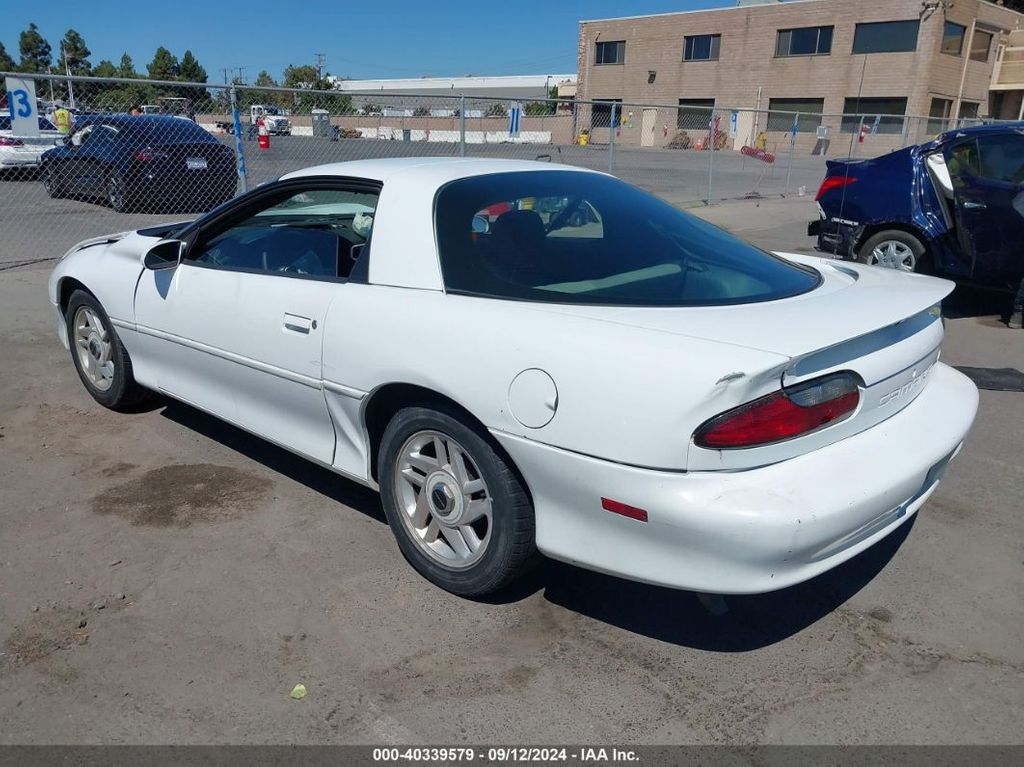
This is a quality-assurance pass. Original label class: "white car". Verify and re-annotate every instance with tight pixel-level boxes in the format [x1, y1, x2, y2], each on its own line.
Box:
[48, 158, 978, 597]
[0, 113, 63, 170]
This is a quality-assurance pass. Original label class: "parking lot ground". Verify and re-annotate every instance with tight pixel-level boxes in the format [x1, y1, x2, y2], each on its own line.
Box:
[0, 197, 1022, 745]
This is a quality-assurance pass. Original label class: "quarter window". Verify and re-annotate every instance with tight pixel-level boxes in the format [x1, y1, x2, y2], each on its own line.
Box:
[595, 40, 625, 65]
[776, 26, 833, 57]
[852, 20, 920, 54]
[683, 34, 721, 61]
[188, 187, 379, 280]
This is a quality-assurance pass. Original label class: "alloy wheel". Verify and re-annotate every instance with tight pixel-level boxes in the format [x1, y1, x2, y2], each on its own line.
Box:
[393, 430, 493, 569]
[73, 306, 115, 391]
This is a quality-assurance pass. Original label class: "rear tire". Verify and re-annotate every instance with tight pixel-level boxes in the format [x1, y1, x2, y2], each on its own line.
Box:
[857, 230, 928, 274]
[378, 405, 538, 597]
[65, 290, 150, 410]
[105, 170, 134, 213]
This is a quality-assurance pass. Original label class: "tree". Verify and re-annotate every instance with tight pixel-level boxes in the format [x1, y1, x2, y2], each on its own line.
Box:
[282, 64, 318, 90]
[57, 29, 91, 75]
[18, 23, 51, 73]
[92, 59, 117, 78]
[0, 42, 15, 72]
[485, 102, 507, 118]
[118, 53, 137, 78]
[147, 46, 179, 81]
[177, 50, 209, 106]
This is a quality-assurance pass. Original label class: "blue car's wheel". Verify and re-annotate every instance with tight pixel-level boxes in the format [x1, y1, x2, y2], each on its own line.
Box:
[858, 230, 928, 274]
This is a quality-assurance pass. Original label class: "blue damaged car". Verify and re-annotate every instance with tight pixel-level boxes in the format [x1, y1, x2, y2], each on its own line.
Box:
[809, 123, 1024, 291]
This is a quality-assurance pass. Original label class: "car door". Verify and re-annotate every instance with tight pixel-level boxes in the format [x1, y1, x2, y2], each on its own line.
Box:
[61, 123, 96, 195]
[133, 180, 381, 464]
[945, 131, 1024, 286]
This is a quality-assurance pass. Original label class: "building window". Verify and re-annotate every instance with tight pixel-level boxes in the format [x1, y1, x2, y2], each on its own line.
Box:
[959, 101, 981, 121]
[928, 97, 953, 134]
[676, 99, 715, 129]
[767, 98, 825, 132]
[941, 21, 966, 55]
[683, 34, 721, 61]
[852, 20, 920, 54]
[591, 99, 622, 128]
[841, 97, 908, 133]
[595, 40, 625, 65]
[970, 30, 993, 62]
[776, 26, 833, 57]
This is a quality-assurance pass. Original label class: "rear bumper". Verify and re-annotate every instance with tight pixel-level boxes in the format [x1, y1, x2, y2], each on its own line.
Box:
[810, 216, 859, 258]
[493, 362, 978, 594]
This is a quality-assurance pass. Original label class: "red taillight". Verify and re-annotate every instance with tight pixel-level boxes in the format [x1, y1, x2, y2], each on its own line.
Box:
[815, 175, 856, 201]
[694, 373, 861, 450]
[0, 136, 25, 147]
[134, 147, 170, 161]
[601, 497, 649, 522]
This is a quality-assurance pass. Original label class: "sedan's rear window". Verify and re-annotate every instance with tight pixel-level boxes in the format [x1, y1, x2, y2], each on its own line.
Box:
[435, 171, 820, 306]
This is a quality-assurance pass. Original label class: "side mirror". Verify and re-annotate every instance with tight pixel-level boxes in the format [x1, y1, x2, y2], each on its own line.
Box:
[54, 137, 65, 147]
[144, 239, 184, 270]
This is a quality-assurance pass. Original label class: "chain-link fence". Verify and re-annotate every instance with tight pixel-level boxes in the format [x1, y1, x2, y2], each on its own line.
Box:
[0, 72, 1007, 267]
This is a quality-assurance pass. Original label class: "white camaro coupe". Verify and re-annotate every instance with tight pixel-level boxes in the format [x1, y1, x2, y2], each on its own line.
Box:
[48, 158, 978, 597]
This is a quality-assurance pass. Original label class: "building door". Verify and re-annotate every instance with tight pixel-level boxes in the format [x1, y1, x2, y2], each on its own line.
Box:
[641, 109, 657, 147]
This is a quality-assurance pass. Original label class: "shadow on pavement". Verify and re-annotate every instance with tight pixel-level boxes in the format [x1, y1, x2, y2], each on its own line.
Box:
[534, 517, 913, 651]
[157, 397, 913, 650]
[159, 399, 386, 524]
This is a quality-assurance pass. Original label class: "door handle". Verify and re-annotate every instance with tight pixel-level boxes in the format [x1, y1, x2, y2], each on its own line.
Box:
[283, 313, 314, 334]
[963, 201, 987, 210]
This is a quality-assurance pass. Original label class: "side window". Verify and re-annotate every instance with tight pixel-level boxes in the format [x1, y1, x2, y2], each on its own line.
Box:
[187, 187, 379, 280]
[976, 134, 1024, 185]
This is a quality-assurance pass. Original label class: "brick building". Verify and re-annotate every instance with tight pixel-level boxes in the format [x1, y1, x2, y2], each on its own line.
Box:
[576, 0, 1024, 149]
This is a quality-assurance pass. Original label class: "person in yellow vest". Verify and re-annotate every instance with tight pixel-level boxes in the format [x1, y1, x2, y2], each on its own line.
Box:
[53, 105, 73, 135]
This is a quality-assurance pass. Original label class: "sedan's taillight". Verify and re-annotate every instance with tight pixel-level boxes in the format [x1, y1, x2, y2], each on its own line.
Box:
[0, 136, 25, 147]
[694, 372, 861, 450]
[815, 175, 856, 201]
[134, 147, 170, 161]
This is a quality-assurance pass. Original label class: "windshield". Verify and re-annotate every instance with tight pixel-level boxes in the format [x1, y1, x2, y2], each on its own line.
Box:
[435, 171, 820, 306]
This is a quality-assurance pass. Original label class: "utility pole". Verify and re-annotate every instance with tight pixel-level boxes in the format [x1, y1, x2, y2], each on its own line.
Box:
[236, 66, 247, 85]
[314, 53, 327, 87]
[220, 67, 230, 85]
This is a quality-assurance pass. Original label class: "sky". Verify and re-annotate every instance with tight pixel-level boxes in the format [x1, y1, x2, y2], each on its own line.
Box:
[2, 0, 736, 82]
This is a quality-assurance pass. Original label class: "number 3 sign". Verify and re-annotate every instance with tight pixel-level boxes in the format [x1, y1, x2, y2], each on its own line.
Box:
[5, 77, 40, 138]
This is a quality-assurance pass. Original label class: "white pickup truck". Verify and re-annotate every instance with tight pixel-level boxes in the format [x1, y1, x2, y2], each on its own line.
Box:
[250, 105, 291, 135]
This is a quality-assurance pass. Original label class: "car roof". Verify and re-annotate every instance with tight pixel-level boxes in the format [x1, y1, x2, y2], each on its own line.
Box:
[73, 114, 193, 128]
[935, 121, 1024, 143]
[281, 157, 602, 186]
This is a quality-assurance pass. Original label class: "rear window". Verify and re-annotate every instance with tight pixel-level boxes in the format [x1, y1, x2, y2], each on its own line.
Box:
[435, 171, 820, 306]
[126, 119, 216, 144]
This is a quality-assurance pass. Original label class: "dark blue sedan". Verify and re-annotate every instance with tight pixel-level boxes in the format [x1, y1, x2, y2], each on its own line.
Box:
[810, 123, 1024, 291]
[41, 115, 237, 213]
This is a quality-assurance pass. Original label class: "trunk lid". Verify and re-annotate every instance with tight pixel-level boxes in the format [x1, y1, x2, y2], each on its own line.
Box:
[544, 254, 952, 470]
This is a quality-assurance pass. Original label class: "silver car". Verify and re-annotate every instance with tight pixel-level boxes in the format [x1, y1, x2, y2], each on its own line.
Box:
[0, 114, 64, 171]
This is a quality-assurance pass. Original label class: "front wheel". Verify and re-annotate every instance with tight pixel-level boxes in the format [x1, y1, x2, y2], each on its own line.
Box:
[378, 405, 538, 597]
[66, 290, 150, 410]
[42, 164, 66, 198]
[857, 230, 928, 273]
